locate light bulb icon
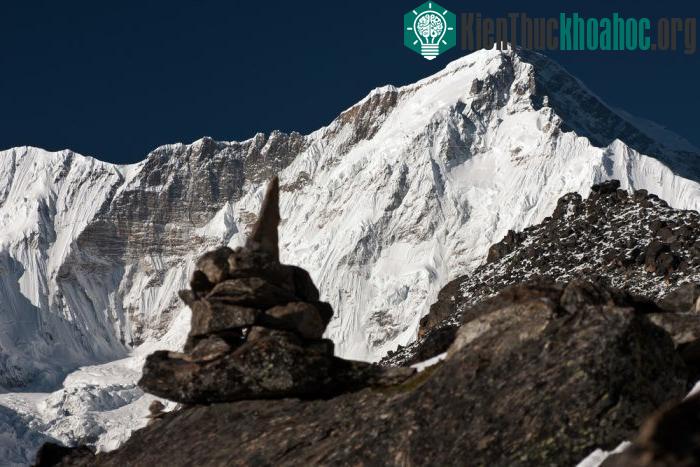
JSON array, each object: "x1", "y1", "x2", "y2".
[
  {"x1": 414, "y1": 10, "x2": 446, "y2": 59},
  {"x1": 404, "y1": 2, "x2": 456, "y2": 60}
]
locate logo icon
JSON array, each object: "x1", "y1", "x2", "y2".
[{"x1": 404, "y1": 2, "x2": 456, "y2": 60}]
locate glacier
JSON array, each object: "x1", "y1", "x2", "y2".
[{"x1": 1, "y1": 48, "x2": 699, "y2": 463}]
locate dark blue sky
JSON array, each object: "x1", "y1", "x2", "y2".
[{"x1": 1, "y1": 1, "x2": 697, "y2": 163}]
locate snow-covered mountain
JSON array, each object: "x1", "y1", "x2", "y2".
[{"x1": 1, "y1": 48, "x2": 700, "y2": 463}]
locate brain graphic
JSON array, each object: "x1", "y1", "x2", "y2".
[{"x1": 416, "y1": 13, "x2": 444, "y2": 40}]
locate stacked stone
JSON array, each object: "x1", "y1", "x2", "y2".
[
  {"x1": 139, "y1": 177, "x2": 413, "y2": 404},
  {"x1": 182, "y1": 243, "x2": 334, "y2": 350}
]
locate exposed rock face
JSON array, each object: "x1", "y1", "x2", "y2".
[
  {"x1": 601, "y1": 392, "x2": 700, "y2": 467},
  {"x1": 456, "y1": 180, "x2": 700, "y2": 310},
  {"x1": 54, "y1": 279, "x2": 687, "y2": 466},
  {"x1": 0, "y1": 133, "x2": 306, "y2": 391},
  {"x1": 138, "y1": 178, "x2": 414, "y2": 404},
  {"x1": 387, "y1": 181, "x2": 700, "y2": 367},
  {"x1": 68, "y1": 134, "x2": 306, "y2": 350},
  {"x1": 417, "y1": 277, "x2": 461, "y2": 338}
]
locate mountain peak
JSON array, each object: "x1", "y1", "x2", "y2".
[{"x1": 3, "y1": 47, "x2": 700, "y2": 464}]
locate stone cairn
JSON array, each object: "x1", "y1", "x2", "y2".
[{"x1": 139, "y1": 177, "x2": 414, "y2": 404}]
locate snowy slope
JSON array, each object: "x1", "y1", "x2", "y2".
[
  {"x1": 0, "y1": 305, "x2": 189, "y2": 464},
  {"x1": 0, "y1": 147, "x2": 127, "y2": 390},
  {"x1": 1, "y1": 48, "x2": 700, "y2": 462}
]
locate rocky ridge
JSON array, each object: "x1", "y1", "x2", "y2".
[{"x1": 384, "y1": 180, "x2": 700, "y2": 367}]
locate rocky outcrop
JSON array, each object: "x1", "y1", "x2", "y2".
[
  {"x1": 461, "y1": 179, "x2": 700, "y2": 309},
  {"x1": 391, "y1": 181, "x2": 700, "y2": 367},
  {"x1": 486, "y1": 229, "x2": 526, "y2": 263},
  {"x1": 50, "y1": 279, "x2": 687, "y2": 466},
  {"x1": 417, "y1": 277, "x2": 461, "y2": 338},
  {"x1": 138, "y1": 177, "x2": 413, "y2": 404}
]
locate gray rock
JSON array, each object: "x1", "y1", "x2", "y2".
[
  {"x1": 261, "y1": 302, "x2": 327, "y2": 340},
  {"x1": 185, "y1": 335, "x2": 233, "y2": 362},
  {"x1": 560, "y1": 279, "x2": 618, "y2": 312},
  {"x1": 147, "y1": 400, "x2": 165, "y2": 417},
  {"x1": 312, "y1": 300, "x2": 333, "y2": 326},
  {"x1": 657, "y1": 282, "x2": 700, "y2": 312},
  {"x1": 304, "y1": 338, "x2": 335, "y2": 356},
  {"x1": 146, "y1": 400, "x2": 166, "y2": 426},
  {"x1": 418, "y1": 277, "x2": 461, "y2": 338},
  {"x1": 225, "y1": 247, "x2": 296, "y2": 292},
  {"x1": 648, "y1": 312, "x2": 700, "y2": 347},
  {"x1": 289, "y1": 265, "x2": 320, "y2": 302},
  {"x1": 138, "y1": 332, "x2": 412, "y2": 404},
  {"x1": 205, "y1": 277, "x2": 297, "y2": 309},
  {"x1": 244, "y1": 326, "x2": 294, "y2": 342},
  {"x1": 177, "y1": 289, "x2": 196, "y2": 306},
  {"x1": 189, "y1": 300, "x2": 258, "y2": 336},
  {"x1": 183, "y1": 328, "x2": 244, "y2": 354},
  {"x1": 189, "y1": 270, "x2": 214, "y2": 298},
  {"x1": 195, "y1": 246, "x2": 234, "y2": 284}
]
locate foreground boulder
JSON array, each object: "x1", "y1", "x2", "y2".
[
  {"x1": 138, "y1": 177, "x2": 413, "y2": 404},
  {"x1": 56, "y1": 279, "x2": 687, "y2": 466}
]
